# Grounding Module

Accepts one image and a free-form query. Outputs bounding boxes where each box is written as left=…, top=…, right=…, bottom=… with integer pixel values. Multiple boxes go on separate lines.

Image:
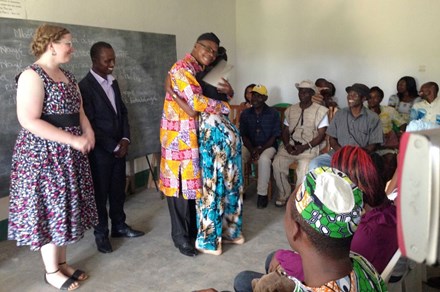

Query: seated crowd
left=191, top=77, right=439, bottom=291
left=239, top=77, right=440, bottom=209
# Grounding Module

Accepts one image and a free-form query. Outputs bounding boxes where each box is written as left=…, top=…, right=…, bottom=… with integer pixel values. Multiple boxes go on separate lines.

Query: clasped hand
left=251, top=146, right=263, bottom=161
left=71, top=132, right=95, bottom=155
left=285, top=144, right=306, bottom=156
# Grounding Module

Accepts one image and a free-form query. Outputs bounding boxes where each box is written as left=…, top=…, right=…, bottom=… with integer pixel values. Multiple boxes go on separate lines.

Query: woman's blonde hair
left=30, top=24, right=70, bottom=58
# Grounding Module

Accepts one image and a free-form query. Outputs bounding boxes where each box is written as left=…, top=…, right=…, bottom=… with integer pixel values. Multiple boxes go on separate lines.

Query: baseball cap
left=294, top=167, right=364, bottom=239
left=251, top=84, right=268, bottom=96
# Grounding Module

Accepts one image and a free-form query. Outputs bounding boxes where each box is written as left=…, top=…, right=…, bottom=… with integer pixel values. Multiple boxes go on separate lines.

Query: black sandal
left=44, top=269, right=79, bottom=291
left=59, top=262, right=88, bottom=281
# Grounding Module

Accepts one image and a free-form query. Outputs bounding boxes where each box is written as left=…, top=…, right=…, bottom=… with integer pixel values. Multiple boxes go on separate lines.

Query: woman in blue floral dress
left=193, top=44, right=244, bottom=256
left=8, top=24, right=97, bottom=291
left=196, top=100, right=244, bottom=255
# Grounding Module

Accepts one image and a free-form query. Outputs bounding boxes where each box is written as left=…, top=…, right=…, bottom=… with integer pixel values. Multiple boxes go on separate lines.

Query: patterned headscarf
left=295, top=167, right=364, bottom=238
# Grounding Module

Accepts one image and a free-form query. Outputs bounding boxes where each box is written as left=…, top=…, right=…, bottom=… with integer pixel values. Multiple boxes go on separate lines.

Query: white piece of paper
left=202, top=60, right=234, bottom=87
left=0, top=0, right=26, bottom=18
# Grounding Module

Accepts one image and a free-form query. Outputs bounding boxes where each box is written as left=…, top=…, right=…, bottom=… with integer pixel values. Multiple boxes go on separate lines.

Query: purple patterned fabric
left=8, top=64, right=98, bottom=251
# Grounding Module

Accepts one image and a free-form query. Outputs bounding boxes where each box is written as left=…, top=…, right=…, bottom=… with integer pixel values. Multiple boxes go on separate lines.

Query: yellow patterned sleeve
left=171, top=68, right=230, bottom=115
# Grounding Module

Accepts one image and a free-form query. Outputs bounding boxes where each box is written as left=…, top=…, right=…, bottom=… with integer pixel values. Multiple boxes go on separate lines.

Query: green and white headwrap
left=295, top=167, right=364, bottom=238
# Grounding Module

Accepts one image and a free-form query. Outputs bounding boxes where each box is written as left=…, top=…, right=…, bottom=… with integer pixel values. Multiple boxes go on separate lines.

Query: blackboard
left=0, top=17, right=176, bottom=197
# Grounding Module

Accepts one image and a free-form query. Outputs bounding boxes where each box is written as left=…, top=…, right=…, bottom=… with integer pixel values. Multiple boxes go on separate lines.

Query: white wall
left=18, top=0, right=236, bottom=174
left=236, top=0, right=440, bottom=107
left=25, top=0, right=236, bottom=64
left=6, top=0, right=440, bottom=172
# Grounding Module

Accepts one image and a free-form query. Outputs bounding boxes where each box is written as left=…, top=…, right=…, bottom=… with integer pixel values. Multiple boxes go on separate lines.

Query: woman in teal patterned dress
left=193, top=44, right=244, bottom=255
left=196, top=99, right=244, bottom=255
left=8, top=24, right=97, bottom=290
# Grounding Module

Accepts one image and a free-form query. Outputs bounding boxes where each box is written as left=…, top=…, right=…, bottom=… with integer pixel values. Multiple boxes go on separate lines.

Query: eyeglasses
left=54, top=41, right=73, bottom=48
left=197, top=42, right=217, bottom=56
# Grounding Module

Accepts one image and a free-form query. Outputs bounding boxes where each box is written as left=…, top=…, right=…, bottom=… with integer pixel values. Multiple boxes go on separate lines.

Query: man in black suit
left=79, top=41, right=144, bottom=254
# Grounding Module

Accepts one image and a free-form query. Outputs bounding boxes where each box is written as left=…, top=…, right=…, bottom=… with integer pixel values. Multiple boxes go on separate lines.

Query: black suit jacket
left=79, top=71, right=130, bottom=157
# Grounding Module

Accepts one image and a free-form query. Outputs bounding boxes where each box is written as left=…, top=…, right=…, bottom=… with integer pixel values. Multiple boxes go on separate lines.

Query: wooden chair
left=229, top=104, right=244, bottom=127
left=243, top=160, right=273, bottom=200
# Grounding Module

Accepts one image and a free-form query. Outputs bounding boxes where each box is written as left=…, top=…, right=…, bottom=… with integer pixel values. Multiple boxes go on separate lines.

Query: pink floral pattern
left=159, top=54, right=229, bottom=199
left=8, top=64, right=98, bottom=251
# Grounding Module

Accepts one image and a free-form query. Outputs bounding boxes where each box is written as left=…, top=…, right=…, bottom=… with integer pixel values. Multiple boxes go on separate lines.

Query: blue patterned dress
left=196, top=111, right=244, bottom=251
left=8, top=64, right=98, bottom=251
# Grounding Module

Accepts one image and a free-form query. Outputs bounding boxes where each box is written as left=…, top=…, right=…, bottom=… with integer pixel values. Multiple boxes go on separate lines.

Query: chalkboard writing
left=0, top=17, right=176, bottom=197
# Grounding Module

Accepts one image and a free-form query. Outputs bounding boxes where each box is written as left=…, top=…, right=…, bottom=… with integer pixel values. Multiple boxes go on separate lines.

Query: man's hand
left=251, top=146, right=263, bottom=161
left=291, top=144, right=308, bottom=155
left=285, top=144, right=296, bottom=155
left=114, top=139, right=129, bottom=158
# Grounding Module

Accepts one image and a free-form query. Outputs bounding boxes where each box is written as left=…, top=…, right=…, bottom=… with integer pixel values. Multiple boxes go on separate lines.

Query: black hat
left=345, top=83, right=369, bottom=98
left=197, top=32, right=220, bottom=45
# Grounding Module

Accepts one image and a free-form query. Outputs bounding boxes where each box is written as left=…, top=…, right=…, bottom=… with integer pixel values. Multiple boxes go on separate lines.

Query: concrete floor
left=0, top=185, right=290, bottom=292
left=1, top=184, right=439, bottom=292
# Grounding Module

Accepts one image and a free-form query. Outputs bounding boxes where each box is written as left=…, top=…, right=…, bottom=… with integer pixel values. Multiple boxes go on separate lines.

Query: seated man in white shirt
left=272, top=80, right=328, bottom=207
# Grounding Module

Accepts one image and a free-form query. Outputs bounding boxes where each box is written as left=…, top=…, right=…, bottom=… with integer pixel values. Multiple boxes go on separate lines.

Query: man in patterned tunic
left=159, top=33, right=230, bottom=257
